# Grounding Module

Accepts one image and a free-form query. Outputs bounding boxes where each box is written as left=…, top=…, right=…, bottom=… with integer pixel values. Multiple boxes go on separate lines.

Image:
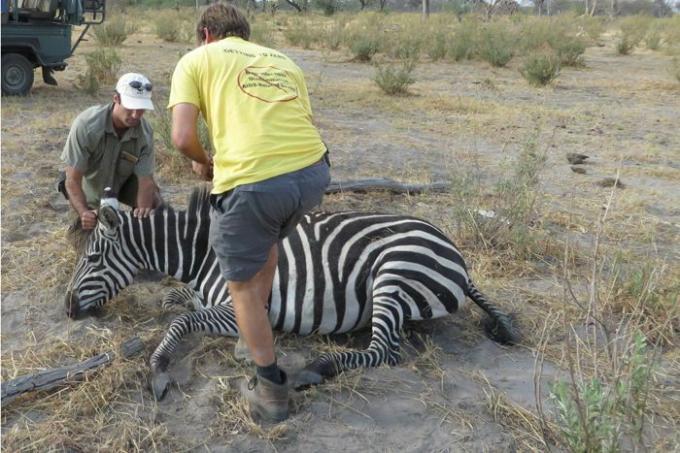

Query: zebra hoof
left=292, top=369, right=323, bottom=390
left=150, top=372, right=171, bottom=401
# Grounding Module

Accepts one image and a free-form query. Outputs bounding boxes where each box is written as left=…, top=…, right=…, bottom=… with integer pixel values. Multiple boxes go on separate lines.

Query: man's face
left=113, top=94, right=146, bottom=128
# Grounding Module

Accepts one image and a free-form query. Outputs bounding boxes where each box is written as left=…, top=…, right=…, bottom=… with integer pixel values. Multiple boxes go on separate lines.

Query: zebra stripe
left=69, top=187, right=517, bottom=396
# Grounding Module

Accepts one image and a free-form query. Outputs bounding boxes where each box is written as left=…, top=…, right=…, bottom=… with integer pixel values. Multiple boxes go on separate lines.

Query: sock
left=256, top=361, right=284, bottom=385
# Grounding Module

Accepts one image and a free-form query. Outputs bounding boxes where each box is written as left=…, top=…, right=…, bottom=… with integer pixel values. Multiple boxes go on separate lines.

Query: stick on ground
left=1, top=336, right=144, bottom=406
left=326, top=178, right=449, bottom=195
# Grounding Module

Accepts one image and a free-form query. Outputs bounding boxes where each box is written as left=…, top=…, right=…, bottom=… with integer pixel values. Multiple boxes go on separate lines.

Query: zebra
left=66, top=187, right=518, bottom=400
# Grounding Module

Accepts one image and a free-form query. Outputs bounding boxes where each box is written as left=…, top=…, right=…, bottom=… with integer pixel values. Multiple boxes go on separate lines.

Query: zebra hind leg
left=149, top=305, right=239, bottom=400
left=161, top=286, right=201, bottom=311
left=293, top=295, right=405, bottom=390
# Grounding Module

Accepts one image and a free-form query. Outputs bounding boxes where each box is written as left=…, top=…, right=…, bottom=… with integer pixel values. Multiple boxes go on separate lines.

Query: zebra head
left=66, top=206, right=136, bottom=319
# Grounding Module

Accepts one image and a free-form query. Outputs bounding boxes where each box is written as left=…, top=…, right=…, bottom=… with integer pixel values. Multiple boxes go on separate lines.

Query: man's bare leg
left=230, top=245, right=289, bottom=422
left=229, top=244, right=278, bottom=367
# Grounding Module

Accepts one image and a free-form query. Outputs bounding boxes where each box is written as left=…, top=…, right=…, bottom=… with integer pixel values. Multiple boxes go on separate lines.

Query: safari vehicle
left=1, top=0, right=105, bottom=95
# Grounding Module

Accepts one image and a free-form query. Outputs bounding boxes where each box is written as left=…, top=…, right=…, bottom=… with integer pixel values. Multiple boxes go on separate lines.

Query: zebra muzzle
left=65, top=290, right=80, bottom=319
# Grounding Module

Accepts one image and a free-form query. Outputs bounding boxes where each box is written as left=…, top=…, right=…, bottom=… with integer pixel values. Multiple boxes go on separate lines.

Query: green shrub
left=426, top=31, right=449, bottom=61
left=78, top=48, right=121, bottom=95
left=154, top=11, right=183, bottom=43
left=92, top=16, right=129, bottom=46
left=388, top=37, right=421, bottom=61
left=576, top=14, right=605, bottom=43
left=251, top=19, right=276, bottom=48
left=554, top=37, right=586, bottom=66
left=350, top=36, right=381, bottom=62
left=448, top=18, right=479, bottom=61
left=478, top=23, right=515, bottom=67
left=373, top=59, right=416, bottom=95
left=283, top=17, right=316, bottom=49
left=323, top=19, right=346, bottom=51
left=521, top=51, right=560, bottom=86
left=644, top=26, right=662, bottom=50
left=518, top=18, right=558, bottom=52
left=551, top=332, right=656, bottom=452
left=616, top=36, right=636, bottom=55
left=314, top=0, right=338, bottom=16
left=617, top=15, right=651, bottom=55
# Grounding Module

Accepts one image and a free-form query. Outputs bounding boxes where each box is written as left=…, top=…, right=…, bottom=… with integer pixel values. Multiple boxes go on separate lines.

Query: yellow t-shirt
left=168, top=37, right=326, bottom=194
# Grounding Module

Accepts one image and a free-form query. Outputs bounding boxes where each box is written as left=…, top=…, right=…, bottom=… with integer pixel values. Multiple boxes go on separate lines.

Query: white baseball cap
left=115, top=73, right=154, bottom=111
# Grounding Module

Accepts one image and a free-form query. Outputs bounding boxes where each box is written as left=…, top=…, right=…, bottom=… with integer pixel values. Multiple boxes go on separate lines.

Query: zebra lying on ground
left=66, top=187, right=518, bottom=400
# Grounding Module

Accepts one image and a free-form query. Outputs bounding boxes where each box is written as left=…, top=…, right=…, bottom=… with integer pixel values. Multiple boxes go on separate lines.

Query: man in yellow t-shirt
left=168, top=4, right=330, bottom=423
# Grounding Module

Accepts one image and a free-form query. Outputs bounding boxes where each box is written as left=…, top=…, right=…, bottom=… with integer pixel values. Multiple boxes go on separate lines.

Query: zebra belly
left=268, top=281, right=371, bottom=336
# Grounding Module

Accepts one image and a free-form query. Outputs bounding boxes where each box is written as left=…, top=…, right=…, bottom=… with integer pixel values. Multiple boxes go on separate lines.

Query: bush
left=314, top=0, right=338, bottom=16
left=92, top=16, right=129, bottom=46
left=350, top=36, right=381, bottom=62
left=373, top=59, right=416, bottom=95
left=426, top=31, right=449, bottom=61
left=554, top=37, right=586, bottom=66
left=551, top=332, right=656, bottom=453
left=521, top=51, right=560, bottom=86
left=323, top=19, right=346, bottom=51
left=388, top=37, right=421, bottom=61
left=251, top=19, right=276, bottom=48
left=616, top=36, right=636, bottom=55
left=644, top=26, right=662, bottom=50
left=283, top=17, right=316, bottom=49
left=478, top=23, right=515, bottom=67
left=617, top=15, right=651, bottom=55
left=154, top=11, right=183, bottom=43
left=448, top=18, right=479, bottom=61
left=78, top=48, right=121, bottom=95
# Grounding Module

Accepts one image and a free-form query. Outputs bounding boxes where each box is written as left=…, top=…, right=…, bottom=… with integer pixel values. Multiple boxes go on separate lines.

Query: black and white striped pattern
left=69, top=187, right=517, bottom=395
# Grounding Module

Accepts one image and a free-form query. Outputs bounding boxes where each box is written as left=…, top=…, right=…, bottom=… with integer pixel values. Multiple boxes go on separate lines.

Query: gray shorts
left=209, top=159, right=330, bottom=282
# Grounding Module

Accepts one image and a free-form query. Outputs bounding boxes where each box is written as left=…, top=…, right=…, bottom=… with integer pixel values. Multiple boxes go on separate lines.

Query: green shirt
left=60, top=103, right=154, bottom=207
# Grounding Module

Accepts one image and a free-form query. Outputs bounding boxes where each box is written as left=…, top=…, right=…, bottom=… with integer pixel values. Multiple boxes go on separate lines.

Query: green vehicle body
left=1, top=0, right=106, bottom=95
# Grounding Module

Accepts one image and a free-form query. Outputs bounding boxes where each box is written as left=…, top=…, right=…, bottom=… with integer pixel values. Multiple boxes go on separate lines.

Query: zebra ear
left=98, top=205, right=120, bottom=231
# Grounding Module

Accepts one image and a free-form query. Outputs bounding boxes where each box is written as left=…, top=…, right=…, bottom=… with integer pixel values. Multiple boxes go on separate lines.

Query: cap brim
left=120, top=95, right=155, bottom=111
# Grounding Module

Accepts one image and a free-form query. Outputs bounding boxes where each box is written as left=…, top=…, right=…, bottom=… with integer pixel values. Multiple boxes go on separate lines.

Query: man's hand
left=80, top=210, right=98, bottom=230
left=133, top=207, right=154, bottom=218
left=192, top=160, right=213, bottom=181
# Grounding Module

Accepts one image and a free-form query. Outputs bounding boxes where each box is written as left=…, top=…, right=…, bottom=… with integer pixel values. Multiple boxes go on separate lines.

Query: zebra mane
left=68, top=216, right=94, bottom=256
left=67, top=185, right=211, bottom=255
left=187, top=185, right=212, bottom=222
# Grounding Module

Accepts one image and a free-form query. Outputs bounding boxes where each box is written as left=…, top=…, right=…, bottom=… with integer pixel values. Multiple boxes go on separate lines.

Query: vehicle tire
left=2, top=53, right=34, bottom=96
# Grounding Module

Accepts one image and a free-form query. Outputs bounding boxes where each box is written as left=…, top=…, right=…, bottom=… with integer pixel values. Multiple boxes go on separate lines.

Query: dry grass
left=1, top=7, right=678, bottom=452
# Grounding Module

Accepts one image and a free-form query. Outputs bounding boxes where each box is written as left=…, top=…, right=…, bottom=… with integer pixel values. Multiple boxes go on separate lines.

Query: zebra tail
left=466, top=280, right=519, bottom=345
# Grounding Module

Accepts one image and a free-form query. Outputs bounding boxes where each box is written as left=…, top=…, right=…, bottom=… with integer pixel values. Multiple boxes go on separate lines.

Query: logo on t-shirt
left=237, top=65, right=299, bottom=103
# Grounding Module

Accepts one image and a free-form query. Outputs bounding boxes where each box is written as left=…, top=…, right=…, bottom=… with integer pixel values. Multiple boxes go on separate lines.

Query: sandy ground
left=2, top=15, right=679, bottom=452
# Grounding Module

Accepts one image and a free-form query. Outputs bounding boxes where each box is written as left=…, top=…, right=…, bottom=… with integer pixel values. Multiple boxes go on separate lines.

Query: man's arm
left=65, top=166, right=98, bottom=230
left=171, top=103, right=212, bottom=181
left=134, top=175, right=157, bottom=218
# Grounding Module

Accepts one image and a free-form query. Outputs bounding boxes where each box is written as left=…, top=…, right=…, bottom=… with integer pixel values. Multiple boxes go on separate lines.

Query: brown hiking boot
left=239, top=372, right=289, bottom=423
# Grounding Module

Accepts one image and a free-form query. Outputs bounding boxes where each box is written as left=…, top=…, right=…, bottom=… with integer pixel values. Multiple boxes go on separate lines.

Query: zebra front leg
left=150, top=305, right=238, bottom=400
left=294, top=296, right=405, bottom=390
left=161, top=286, right=202, bottom=311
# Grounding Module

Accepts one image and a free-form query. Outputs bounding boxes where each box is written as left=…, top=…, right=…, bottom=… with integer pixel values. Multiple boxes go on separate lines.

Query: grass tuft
left=373, top=59, right=416, bottom=95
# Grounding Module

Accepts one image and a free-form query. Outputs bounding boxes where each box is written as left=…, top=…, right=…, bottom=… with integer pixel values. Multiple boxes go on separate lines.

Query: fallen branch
left=1, top=336, right=144, bottom=406
left=325, top=178, right=449, bottom=195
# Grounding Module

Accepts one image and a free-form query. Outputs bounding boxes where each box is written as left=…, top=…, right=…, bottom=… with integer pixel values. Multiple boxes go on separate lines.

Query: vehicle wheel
left=2, top=53, right=34, bottom=96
